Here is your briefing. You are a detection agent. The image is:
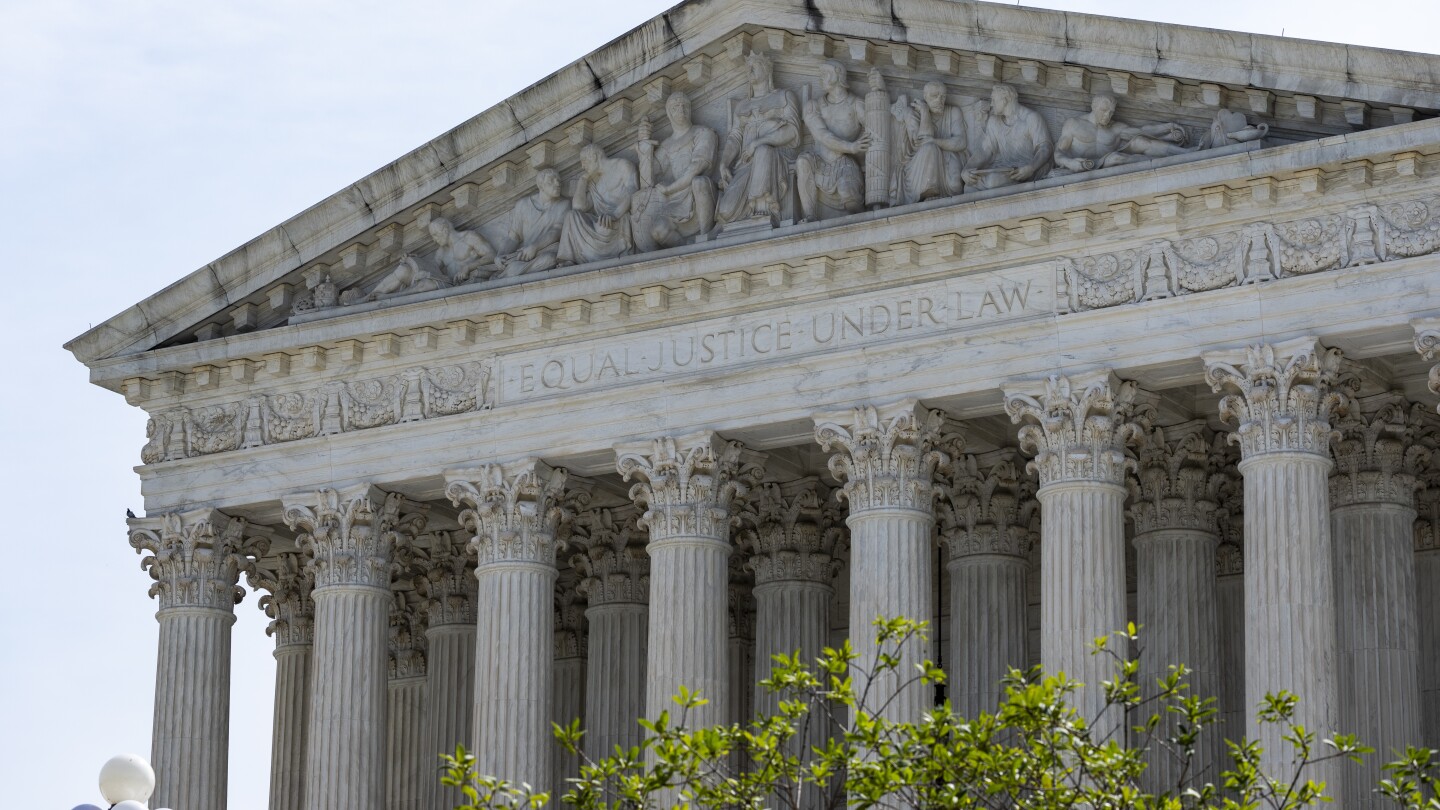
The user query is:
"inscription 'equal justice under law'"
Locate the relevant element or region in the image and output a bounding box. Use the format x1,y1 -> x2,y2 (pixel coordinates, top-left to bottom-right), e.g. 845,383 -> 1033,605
507,274 -> 1044,397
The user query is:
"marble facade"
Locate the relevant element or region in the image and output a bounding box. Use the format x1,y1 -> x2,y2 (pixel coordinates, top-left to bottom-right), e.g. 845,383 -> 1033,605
66,1 -> 1440,808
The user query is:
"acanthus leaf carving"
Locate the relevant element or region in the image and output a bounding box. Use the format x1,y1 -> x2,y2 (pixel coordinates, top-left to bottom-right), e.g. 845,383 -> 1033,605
733,477 -> 843,586
128,508 -> 270,612
1128,421 -> 1224,536
1203,338 -> 1357,459
247,552 -> 316,648
1329,392 -> 1433,509
282,485 -> 425,590
1004,372 -> 1153,487
814,401 -> 949,514
388,587 -> 428,680
936,449 -> 1038,558
446,459 -> 590,568
413,530 -> 477,627
616,431 -> 763,542
571,506 -> 650,607
554,564 -> 587,660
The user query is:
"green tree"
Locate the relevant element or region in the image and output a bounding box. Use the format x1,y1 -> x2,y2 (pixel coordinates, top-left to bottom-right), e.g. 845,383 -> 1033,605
443,618 -> 1389,810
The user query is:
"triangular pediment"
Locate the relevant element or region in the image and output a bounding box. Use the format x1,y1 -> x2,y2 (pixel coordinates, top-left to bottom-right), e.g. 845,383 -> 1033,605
66,0 -> 1440,369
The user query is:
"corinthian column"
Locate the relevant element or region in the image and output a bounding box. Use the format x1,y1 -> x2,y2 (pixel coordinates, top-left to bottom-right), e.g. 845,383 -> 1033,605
388,588 -> 429,810
283,485 -> 421,810
616,432 -> 762,731
573,507 -> 649,758
247,553 -> 314,810
553,566 -> 587,797
416,530 -> 477,810
1212,457 -> 1247,749
446,459 -> 587,796
128,509 -> 268,810
814,401 -> 948,725
1204,338 -> 1355,788
1005,372 -> 1151,736
934,449 -> 1035,719
1331,393 -> 1429,807
1129,421 -> 1224,792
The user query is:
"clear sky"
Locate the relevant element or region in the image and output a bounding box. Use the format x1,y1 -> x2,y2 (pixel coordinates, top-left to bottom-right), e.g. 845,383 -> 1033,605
2,0 -> 1435,807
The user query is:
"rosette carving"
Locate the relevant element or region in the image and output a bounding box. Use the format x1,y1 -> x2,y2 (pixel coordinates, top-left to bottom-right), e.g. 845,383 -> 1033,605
734,478 -> 843,586
1204,338 -> 1357,459
1330,393 -> 1432,508
283,485 -> 423,589
554,565 -> 587,660
814,401 -> 949,514
388,588 -> 428,680
936,449 -> 1038,558
248,552 -> 316,647
616,432 -> 763,542
413,531 -> 477,627
128,508 -> 269,612
1213,437 -> 1245,575
572,507 -> 649,607
446,459 -> 589,567
1004,372 -> 1153,487
1128,422 -> 1224,535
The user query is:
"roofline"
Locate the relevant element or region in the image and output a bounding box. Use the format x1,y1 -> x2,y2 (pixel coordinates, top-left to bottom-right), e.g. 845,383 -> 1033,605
66,0 -> 1440,366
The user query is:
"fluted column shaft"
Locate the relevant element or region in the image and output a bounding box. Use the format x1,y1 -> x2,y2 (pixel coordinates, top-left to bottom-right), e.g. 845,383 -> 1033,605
585,603 -> 648,755
646,537 -> 731,727
426,624 -> 476,807
1215,567 -> 1246,745
552,653 -> 587,797
1334,502 -> 1421,806
1417,548 -> 1440,748
307,585 -> 391,808
754,581 -> 832,716
948,555 -> 1028,718
388,675 -> 428,810
474,561 -> 557,790
1241,453 -> 1340,785
269,643 -> 311,810
1134,527 -> 1222,790
1038,480 -> 1128,727
152,607 -> 235,810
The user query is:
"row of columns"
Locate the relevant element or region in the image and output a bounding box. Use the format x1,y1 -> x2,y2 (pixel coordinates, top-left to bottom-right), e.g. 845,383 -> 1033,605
129,335 -> 1440,810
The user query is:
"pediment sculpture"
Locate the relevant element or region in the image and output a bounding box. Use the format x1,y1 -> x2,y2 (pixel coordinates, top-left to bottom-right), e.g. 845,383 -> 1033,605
312,50 -> 1277,311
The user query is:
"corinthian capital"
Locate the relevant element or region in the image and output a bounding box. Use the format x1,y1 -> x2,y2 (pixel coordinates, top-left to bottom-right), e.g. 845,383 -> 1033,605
936,449 -> 1037,558
389,588 -> 427,680
814,401 -> 950,514
1203,337 -> 1357,459
735,478 -> 843,586
413,531 -> 477,626
1416,471 -> 1440,553
615,431 -> 764,542
446,459 -> 590,567
1004,371 -> 1153,487
1128,421 -> 1224,535
248,552 -> 315,647
1330,392 -> 1433,508
282,485 -> 424,590
128,508 -> 269,612
572,507 -> 649,606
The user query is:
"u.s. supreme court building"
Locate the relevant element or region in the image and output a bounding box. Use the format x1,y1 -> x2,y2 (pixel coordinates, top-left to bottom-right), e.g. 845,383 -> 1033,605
66,1 -> 1440,808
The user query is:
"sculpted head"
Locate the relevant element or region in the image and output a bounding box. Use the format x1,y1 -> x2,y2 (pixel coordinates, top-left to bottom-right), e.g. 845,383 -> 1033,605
991,83 -> 1019,117
821,60 -> 847,93
665,91 -> 692,128
427,217 -> 455,245
1091,93 -> 1118,125
579,143 -> 604,174
537,168 -> 562,199
923,81 -> 947,112
746,51 -> 775,89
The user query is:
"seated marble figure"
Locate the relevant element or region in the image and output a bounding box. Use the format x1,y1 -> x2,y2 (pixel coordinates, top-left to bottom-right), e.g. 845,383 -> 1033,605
495,168 -> 570,278
630,92 -> 718,252
558,143 -> 639,266
1198,108 -> 1270,149
962,84 -> 1053,191
1052,93 -> 1194,174
890,80 -> 968,204
717,51 -> 801,225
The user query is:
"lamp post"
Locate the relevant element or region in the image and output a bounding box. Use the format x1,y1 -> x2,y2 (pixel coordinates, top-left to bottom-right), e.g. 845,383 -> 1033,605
71,754 -> 174,810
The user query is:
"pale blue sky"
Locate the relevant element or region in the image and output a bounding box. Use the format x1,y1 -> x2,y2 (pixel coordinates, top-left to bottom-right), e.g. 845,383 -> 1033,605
2,1 -> 1435,807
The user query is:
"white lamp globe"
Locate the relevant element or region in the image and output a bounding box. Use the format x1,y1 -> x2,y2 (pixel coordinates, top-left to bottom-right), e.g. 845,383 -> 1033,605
112,801 -> 149,810
99,754 -> 155,804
